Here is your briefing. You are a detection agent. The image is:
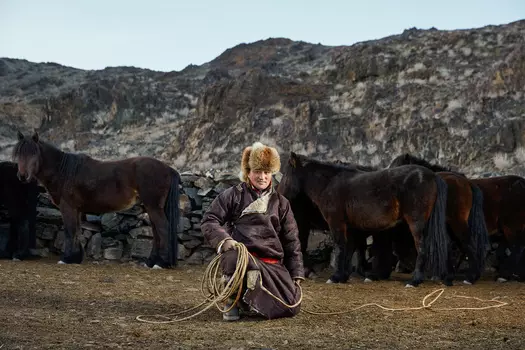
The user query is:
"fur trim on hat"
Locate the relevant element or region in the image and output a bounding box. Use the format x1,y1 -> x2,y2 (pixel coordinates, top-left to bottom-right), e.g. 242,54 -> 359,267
239,142 -> 281,182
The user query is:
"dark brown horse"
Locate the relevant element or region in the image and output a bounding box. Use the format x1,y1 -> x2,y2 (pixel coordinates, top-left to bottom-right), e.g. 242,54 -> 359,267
390,153 -> 524,281
0,161 -> 40,260
287,165 -> 416,281
278,152 -> 450,287
287,161 -> 380,278
12,131 -> 181,268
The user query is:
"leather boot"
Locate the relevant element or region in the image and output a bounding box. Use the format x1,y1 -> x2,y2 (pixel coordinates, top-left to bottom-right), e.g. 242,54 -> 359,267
222,274 -> 240,321
223,296 -> 240,321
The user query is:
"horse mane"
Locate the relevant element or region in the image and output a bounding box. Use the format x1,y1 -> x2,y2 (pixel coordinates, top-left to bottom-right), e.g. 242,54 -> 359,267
334,159 -> 378,172
397,153 -> 466,176
298,155 -> 377,173
59,152 -> 83,184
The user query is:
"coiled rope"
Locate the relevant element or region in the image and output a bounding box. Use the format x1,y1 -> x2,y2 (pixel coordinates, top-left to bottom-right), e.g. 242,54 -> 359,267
136,240 -> 302,323
136,241 -> 508,323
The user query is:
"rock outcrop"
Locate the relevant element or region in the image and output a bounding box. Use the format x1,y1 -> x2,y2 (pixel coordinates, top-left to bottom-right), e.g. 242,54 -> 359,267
1,20 -> 524,177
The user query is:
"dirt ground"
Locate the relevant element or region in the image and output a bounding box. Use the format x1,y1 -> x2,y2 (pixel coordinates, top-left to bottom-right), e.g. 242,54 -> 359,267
0,258 -> 523,350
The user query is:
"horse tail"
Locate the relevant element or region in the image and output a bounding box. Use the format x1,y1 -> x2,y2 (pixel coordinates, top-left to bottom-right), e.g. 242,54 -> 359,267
164,169 -> 181,267
425,175 -> 449,278
468,183 -> 489,273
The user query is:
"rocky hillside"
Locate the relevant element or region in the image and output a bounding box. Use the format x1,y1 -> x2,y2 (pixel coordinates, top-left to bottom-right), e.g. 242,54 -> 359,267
1,20 -> 525,176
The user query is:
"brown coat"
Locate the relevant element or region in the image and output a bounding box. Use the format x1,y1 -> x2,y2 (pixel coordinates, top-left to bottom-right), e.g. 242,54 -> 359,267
202,182 -> 304,279
201,182 -> 304,319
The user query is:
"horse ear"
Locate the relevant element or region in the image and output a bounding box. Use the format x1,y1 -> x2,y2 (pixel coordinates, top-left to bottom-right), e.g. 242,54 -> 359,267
31,131 -> 39,143
17,131 -> 24,140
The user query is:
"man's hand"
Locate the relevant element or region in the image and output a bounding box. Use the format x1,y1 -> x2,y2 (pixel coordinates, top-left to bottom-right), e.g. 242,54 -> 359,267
220,239 -> 237,253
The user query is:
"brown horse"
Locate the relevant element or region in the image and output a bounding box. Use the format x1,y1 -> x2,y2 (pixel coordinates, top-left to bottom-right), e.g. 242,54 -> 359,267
12,131 -> 181,268
468,176 -> 525,281
390,153 -> 524,281
428,172 -> 488,283
278,152 -> 450,287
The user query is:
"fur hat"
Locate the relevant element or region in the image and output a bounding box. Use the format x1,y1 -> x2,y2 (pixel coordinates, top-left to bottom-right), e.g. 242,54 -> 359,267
239,142 -> 281,182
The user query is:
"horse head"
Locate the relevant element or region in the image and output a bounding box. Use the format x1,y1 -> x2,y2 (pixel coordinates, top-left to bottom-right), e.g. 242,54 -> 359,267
277,152 -> 307,201
388,153 -> 412,168
389,153 -> 464,175
13,131 -> 42,183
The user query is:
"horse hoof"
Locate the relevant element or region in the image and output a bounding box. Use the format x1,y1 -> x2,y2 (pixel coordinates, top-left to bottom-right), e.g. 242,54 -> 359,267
364,278 -> 373,283
431,276 -> 440,282
152,264 -> 163,270
326,279 -> 334,284
497,277 -> 508,283
463,280 -> 473,285
405,283 -> 415,288
57,260 -> 67,265
12,258 -> 21,262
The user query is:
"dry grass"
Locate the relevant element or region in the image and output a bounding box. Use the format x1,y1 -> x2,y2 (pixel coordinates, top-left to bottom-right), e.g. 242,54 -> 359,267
0,258 -> 524,350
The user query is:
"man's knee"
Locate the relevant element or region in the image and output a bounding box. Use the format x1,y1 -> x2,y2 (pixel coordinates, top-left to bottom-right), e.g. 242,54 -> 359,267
220,250 -> 240,275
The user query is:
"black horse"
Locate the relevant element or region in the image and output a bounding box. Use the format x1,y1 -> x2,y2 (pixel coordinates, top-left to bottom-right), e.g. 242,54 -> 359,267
278,152 -> 450,287
0,161 -> 39,260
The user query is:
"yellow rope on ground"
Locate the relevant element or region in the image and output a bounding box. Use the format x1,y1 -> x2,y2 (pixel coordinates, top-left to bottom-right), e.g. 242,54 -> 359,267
303,288 -> 509,315
135,241 -> 508,323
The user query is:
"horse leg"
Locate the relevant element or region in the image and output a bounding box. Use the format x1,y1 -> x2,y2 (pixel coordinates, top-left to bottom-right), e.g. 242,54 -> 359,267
145,219 -> 160,268
442,238 -> 458,287
365,233 -> 381,281
497,226 -> 521,282
145,207 -> 171,268
58,204 -> 84,264
447,220 -> 478,285
500,243 -> 524,281
297,219 -> 314,278
457,239 -> 480,284
327,223 -> 353,283
391,223 -> 417,273
27,190 -> 38,252
11,217 -> 30,261
377,234 -> 394,280
353,231 -> 368,278
7,217 -> 19,260
454,252 -> 466,271
516,246 -> 525,282
511,245 -> 525,281
0,221 -> 11,258
405,220 -> 427,287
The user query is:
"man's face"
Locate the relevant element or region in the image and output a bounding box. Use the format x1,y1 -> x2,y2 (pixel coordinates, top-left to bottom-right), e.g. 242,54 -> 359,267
248,169 -> 272,190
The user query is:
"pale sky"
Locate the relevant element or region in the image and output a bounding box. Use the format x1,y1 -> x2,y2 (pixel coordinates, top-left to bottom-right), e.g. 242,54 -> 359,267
1,0 -> 523,72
